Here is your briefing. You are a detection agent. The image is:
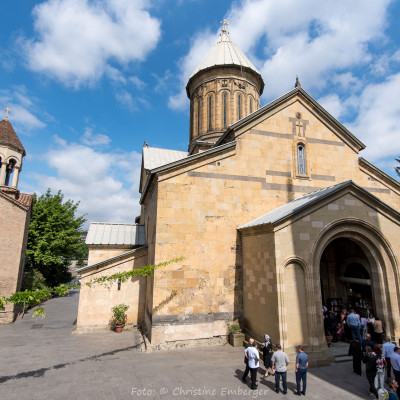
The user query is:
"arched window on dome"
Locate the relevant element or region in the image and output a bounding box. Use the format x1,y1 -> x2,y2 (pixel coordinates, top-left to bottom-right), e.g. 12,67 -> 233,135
223,92 -> 227,129
249,98 -> 253,114
297,143 -> 306,175
197,100 -> 201,136
238,94 -> 242,120
208,95 -> 212,131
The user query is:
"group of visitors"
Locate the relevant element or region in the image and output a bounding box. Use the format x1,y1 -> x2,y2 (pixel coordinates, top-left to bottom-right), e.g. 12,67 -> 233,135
348,332 -> 400,399
241,334 -> 308,395
324,307 -> 384,345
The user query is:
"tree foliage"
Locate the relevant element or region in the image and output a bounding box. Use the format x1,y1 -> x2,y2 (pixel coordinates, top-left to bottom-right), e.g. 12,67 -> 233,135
25,189 -> 88,287
396,157 -> 400,178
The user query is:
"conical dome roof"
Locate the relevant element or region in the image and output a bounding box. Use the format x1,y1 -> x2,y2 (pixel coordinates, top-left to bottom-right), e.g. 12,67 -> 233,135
189,30 -> 261,79
0,118 -> 25,156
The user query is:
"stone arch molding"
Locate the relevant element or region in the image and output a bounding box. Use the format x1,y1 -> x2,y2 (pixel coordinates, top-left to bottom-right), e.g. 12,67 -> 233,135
310,218 -> 400,342
278,256 -> 314,349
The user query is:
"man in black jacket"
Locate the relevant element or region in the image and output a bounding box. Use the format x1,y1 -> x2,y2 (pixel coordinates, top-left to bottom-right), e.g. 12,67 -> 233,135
363,346 -> 378,398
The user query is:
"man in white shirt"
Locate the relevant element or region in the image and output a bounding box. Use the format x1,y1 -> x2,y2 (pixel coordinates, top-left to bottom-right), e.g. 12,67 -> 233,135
245,342 -> 260,390
271,344 -> 289,394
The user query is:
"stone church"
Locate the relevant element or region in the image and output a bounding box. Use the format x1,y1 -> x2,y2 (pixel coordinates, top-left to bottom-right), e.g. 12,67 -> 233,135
77,28 -> 400,365
0,112 -> 33,323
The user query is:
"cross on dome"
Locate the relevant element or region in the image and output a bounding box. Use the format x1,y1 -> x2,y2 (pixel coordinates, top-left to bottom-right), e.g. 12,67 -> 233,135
4,106 -> 12,120
220,19 -> 229,33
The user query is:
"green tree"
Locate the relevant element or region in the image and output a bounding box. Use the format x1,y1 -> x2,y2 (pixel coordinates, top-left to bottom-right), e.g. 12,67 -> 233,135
25,189 -> 88,287
396,157 -> 400,178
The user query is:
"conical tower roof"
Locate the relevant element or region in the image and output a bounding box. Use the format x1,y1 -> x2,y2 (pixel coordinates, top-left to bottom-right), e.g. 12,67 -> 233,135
0,118 -> 26,156
189,30 -> 261,78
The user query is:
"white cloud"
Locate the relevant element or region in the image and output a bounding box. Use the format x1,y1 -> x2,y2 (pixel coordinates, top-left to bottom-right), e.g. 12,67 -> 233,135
23,0 -> 161,87
81,127 -> 111,146
347,72 -> 400,162
0,87 -> 46,131
168,30 -> 215,110
318,94 -> 345,120
33,135 -> 142,225
129,76 -> 146,90
169,0 -> 392,108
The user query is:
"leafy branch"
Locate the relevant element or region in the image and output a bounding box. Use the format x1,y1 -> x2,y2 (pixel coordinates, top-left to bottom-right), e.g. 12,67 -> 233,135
1,257 -> 185,319
85,256 -> 185,289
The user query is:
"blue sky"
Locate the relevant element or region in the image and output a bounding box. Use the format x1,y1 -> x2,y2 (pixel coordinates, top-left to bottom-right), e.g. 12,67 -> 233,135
1,0 -> 400,226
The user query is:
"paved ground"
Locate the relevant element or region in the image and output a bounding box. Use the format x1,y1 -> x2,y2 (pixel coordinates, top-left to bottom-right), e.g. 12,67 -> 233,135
0,291 -> 376,400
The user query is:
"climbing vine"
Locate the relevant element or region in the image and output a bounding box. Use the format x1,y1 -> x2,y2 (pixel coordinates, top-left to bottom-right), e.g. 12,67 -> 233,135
0,257 -> 185,318
85,257 -> 185,289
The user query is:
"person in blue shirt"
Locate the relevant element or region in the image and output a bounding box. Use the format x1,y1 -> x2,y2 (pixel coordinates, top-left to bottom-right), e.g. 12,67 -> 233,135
294,345 -> 308,396
383,337 -> 396,378
347,309 -> 363,343
391,347 -> 400,397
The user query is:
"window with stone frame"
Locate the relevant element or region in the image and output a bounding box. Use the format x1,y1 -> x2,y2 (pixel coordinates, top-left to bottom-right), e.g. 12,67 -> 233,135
297,143 -> 306,175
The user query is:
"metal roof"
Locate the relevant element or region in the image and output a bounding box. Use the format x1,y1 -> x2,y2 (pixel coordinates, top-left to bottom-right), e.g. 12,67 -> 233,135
85,223 -> 146,245
190,31 -> 260,79
239,181 -> 352,229
143,146 -> 187,170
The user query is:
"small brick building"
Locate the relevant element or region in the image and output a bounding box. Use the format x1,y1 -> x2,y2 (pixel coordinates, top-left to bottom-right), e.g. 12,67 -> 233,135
76,29 -> 400,365
0,115 -> 33,323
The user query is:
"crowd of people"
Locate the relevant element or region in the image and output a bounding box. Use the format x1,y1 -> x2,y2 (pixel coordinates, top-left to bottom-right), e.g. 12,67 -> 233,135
325,307 -> 400,399
239,321 -> 400,399
241,334 -> 308,395
323,306 -> 385,345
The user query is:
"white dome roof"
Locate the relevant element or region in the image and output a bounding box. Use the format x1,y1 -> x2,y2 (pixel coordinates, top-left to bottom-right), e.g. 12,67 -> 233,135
189,31 -> 261,79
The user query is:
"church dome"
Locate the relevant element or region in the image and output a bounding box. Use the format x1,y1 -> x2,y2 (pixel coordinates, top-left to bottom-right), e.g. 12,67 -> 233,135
188,30 -> 263,87
186,25 -> 265,154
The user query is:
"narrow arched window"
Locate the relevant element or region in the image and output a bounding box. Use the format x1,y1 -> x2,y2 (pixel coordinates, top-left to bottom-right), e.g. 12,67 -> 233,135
208,96 -> 212,131
197,100 -> 201,135
238,95 -> 242,120
4,159 -> 16,186
223,93 -> 227,129
249,98 -> 253,114
297,144 -> 306,175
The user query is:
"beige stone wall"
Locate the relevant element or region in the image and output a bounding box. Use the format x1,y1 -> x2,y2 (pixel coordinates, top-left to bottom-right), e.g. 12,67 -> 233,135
76,248 -> 148,333
142,95 -> 400,347
241,231 -> 279,342
0,196 -> 30,323
88,245 -> 135,266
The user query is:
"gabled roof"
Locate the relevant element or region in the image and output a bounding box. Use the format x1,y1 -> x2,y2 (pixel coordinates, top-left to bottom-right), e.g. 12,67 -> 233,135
0,189 -> 32,211
215,86 -> 366,153
189,31 -> 261,79
0,118 -> 25,156
239,181 -> 351,229
86,223 -> 145,246
76,245 -> 147,273
238,180 -> 400,230
143,146 -> 187,170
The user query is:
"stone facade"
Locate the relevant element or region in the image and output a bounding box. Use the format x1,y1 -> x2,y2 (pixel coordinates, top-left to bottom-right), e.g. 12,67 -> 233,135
77,32 -> 400,364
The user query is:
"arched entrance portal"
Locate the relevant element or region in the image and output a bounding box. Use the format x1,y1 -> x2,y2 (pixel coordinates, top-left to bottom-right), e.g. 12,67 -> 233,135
320,238 -> 374,314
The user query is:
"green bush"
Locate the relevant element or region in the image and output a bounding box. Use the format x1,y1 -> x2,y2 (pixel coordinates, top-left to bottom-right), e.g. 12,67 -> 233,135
227,323 -> 241,335
111,304 -> 129,325
22,269 -> 48,291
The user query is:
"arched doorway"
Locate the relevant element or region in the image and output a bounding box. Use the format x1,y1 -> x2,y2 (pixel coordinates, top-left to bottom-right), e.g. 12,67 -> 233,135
320,238 -> 374,314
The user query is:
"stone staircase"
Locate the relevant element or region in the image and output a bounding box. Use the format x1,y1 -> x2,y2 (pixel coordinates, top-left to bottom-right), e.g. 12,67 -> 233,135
329,342 -> 353,363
